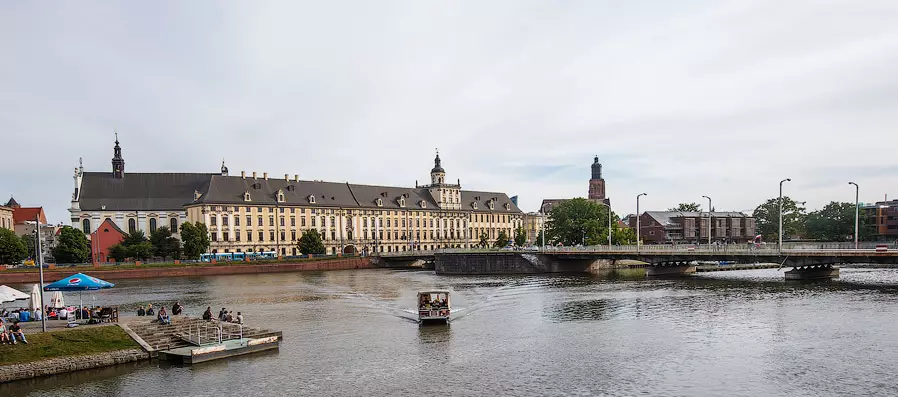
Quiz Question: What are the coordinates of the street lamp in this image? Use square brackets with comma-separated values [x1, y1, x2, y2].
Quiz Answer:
[849, 182, 859, 249]
[779, 178, 791, 253]
[636, 193, 647, 253]
[702, 195, 712, 246]
[596, 201, 613, 249]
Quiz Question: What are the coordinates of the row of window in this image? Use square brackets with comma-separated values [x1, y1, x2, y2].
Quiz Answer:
[203, 205, 520, 219]
[209, 226, 519, 244]
[81, 218, 179, 234]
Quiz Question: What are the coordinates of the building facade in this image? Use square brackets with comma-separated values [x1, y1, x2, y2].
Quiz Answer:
[861, 200, 898, 240]
[90, 218, 126, 264]
[70, 138, 523, 256]
[0, 205, 12, 231]
[186, 153, 523, 256]
[522, 212, 545, 245]
[630, 211, 757, 244]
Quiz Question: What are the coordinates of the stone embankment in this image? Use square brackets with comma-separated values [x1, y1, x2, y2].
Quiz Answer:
[0, 257, 371, 283]
[0, 349, 148, 383]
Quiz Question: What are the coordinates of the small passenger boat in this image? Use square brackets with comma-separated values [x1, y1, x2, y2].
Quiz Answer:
[417, 290, 451, 324]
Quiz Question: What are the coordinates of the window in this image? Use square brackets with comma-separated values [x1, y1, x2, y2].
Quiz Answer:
[236, 232, 241, 242]
[291, 230, 296, 240]
[223, 232, 229, 241]
[258, 231, 264, 241]
[309, 195, 316, 204]
[211, 232, 218, 241]
[128, 218, 136, 234]
[270, 231, 275, 241]
[649, 231, 655, 236]
[279, 207, 284, 213]
[376, 198, 383, 207]
[82, 219, 91, 233]
[386, 219, 391, 227]
[244, 191, 251, 201]
[290, 217, 295, 226]
[311, 217, 317, 226]
[301, 217, 306, 227]
[291, 208, 295, 213]
[170, 218, 178, 231]
[222, 215, 229, 226]
[269, 216, 274, 226]
[258, 216, 263, 226]
[402, 219, 406, 227]
[150, 218, 157, 233]
[245, 216, 250, 226]
[280, 217, 285, 227]
[234, 216, 240, 226]
[281, 231, 286, 241]
[210, 216, 217, 226]
[363, 218, 368, 227]
[247, 231, 253, 242]
[416, 219, 420, 227]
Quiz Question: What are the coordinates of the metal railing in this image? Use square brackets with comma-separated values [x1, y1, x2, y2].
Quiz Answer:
[181, 321, 244, 346]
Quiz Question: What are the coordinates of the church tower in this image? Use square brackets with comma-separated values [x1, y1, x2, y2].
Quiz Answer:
[588, 156, 606, 201]
[430, 150, 445, 185]
[426, 150, 461, 210]
[112, 133, 125, 179]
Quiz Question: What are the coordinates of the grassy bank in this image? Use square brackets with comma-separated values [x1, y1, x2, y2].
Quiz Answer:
[0, 326, 138, 366]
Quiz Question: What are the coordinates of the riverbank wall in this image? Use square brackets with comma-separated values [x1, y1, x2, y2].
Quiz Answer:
[0, 348, 149, 383]
[0, 257, 372, 283]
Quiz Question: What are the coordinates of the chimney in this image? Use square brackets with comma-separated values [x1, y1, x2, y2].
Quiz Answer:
[252, 171, 257, 179]
[263, 172, 268, 180]
[294, 174, 299, 182]
[241, 171, 246, 179]
[285, 174, 289, 181]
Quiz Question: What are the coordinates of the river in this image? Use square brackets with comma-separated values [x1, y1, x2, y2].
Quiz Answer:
[4, 267, 898, 397]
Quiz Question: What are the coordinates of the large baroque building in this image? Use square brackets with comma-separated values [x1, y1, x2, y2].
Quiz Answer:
[71, 138, 523, 256]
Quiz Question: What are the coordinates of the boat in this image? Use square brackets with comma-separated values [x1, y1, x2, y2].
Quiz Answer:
[417, 290, 451, 324]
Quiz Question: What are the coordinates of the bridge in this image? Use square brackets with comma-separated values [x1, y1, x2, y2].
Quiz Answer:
[375, 243, 898, 279]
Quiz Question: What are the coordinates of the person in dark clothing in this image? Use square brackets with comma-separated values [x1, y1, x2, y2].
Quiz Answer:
[172, 302, 183, 316]
[137, 306, 146, 316]
[202, 307, 213, 321]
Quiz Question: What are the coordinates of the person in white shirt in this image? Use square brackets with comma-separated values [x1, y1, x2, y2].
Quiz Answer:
[58, 307, 68, 320]
[235, 312, 244, 324]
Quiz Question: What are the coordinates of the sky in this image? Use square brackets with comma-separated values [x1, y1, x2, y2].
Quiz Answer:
[2, 1, 898, 224]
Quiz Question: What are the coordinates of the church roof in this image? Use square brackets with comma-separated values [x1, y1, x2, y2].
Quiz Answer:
[5, 197, 19, 208]
[78, 172, 215, 211]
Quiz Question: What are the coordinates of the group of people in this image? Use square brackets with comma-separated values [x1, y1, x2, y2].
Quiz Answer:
[2, 308, 40, 323]
[0, 318, 27, 345]
[137, 302, 184, 325]
[419, 295, 449, 310]
[201, 307, 243, 325]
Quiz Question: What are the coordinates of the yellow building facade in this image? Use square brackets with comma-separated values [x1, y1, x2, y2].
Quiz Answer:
[0, 206, 13, 231]
[185, 154, 523, 256]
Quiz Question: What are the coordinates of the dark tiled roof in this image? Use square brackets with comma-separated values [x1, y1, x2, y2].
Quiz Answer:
[5, 197, 19, 208]
[192, 176, 521, 213]
[79, 172, 215, 211]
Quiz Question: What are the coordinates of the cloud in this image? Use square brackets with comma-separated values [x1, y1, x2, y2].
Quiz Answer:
[1, 0, 897, 223]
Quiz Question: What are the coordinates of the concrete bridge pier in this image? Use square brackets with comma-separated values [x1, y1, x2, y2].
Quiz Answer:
[646, 261, 696, 277]
[784, 264, 840, 280]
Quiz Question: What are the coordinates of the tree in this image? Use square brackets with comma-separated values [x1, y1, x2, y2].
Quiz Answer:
[514, 227, 527, 246]
[20, 234, 35, 258]
[128, 241, 154, 260]
[122, 229, 147, 246]
[53, 226, 90, 263]
[535, 230, 546, 246]
[298, 229, 325, 255]
[108, 244, 129, 262]
[805, 201, 855, 241]
[180, 222, 211, 260]
[493, 230, 510, 248]
[0, 229, 28, 265]
[478, 232, 489, 248]
[753, 197, 806, 241]
[668, 202, 701, 212]
[149, 226, 182, 259]
[546, 198, 612, 246]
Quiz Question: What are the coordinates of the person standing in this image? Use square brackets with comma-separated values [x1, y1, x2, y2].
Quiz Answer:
[202, 307, 213, 321]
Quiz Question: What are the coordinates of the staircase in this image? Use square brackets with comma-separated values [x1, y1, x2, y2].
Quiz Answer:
[121, 317, 282, 353]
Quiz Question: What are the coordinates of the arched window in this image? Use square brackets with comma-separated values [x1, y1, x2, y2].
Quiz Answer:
[128, 218, 136, 234]
[149, 218, 157, 233]
[170, 218, 178, 232]
[82, 219, 91, 233]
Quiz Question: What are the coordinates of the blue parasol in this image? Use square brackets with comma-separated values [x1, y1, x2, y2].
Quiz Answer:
[44, 273, 115, 313]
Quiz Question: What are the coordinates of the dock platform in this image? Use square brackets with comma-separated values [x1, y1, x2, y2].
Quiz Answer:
[157, 336, 280, 364]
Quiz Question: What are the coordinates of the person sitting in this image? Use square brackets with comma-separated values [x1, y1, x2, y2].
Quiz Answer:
[81, 306, 90, 320]
[157, 307, 171, 325]
[48, 309, 57, 320]
[202, 306, 213, 321]
[225, 311, 233, 323]
[58, 307, 68, 320]
[33, 309, 42, 321]
[8, 321, 27, 344]
[235, 312, 244, 325]
[218, 308, 227, 321]
[18, 309, 31, 322]
[137, 306, 146, 316]
[0, 327, 10, 345]
[146, 304, 154, 316]
[172, 302, 183, 316]
[92, 307, 101, 319]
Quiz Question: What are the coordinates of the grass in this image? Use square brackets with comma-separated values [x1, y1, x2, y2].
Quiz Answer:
[0, 325, 138, 366]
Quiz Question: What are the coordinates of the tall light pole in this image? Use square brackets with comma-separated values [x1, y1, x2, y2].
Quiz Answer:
[702, 195, 712, 246]
[597, 201, 613, 249]
[33, 216, 47, 332]
[779, 178, 791, 254]
[637, 193, 647, 253]
[849, 182, 859, 249]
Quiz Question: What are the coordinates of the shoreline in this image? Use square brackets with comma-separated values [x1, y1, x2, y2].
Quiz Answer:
[0, 257, 372, 283]
[0, 348, 149, 384]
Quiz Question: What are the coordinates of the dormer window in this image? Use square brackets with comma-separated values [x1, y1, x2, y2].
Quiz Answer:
[277, 189, 286, 203]
[472, 202, 478, 210]
[308, 195, 316, 204]
[399, 197, 406, 207]
[420, 200, 427, 209]
[488, 200, 495, 210]
[194, 190, 202, 201]
[376, 198, 383, 207]
[243, 191, 251, 202]
[504, 203, 510, 210]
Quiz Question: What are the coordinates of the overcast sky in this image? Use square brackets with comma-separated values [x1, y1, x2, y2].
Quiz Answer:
[2, 1, 898, 224]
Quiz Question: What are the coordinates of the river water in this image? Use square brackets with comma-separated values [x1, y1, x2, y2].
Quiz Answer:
[5, 267, 898, 397]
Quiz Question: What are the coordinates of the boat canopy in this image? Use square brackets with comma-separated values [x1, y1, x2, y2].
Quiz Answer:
[418, 290, 450, 295]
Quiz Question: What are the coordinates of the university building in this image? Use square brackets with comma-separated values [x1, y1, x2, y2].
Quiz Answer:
[70, 138, 523, 256]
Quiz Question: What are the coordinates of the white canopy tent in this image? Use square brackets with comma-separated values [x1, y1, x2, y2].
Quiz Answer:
[0, 285, 29, 304]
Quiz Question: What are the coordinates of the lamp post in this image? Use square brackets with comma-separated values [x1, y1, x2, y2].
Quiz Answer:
[637, 193, 647, 253]
[31, 216, 47, 332]
[778, 178, 791, 254]
[596, 201, 613, 249]
[702, 195, 712, 246]
[849, 182, 859, 249]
